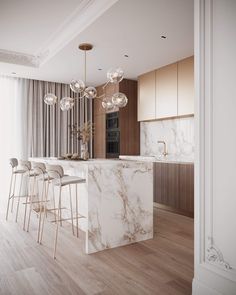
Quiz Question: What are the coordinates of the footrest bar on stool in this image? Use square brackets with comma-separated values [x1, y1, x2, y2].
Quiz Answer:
[10, 195, 37, 199]
[22, 200, 50, 205]
[50, 215, 86, 223]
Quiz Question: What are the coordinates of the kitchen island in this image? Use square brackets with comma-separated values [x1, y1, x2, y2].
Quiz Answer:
[30, 158, 153, 254]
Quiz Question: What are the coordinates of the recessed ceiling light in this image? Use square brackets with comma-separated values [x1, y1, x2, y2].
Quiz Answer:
[98, 68, 102, 71]
[11, 72, 16, 75]
[124, 54, 129, 58]
[161, 35, 167, 39]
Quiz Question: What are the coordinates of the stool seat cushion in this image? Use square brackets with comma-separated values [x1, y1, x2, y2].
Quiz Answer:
[53, 176, 86, 186]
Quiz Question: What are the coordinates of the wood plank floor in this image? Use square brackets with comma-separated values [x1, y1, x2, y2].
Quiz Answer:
[0, 203, 193, 295]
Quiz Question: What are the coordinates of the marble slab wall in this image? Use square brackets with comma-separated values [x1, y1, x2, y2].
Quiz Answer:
[141, 117, 194, 161]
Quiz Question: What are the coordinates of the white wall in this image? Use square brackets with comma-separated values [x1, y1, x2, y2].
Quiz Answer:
[140, 117, 194, 161]
[193, 0, 236, 294]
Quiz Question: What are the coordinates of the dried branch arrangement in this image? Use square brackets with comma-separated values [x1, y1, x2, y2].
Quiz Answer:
[69, 121, 94, 144]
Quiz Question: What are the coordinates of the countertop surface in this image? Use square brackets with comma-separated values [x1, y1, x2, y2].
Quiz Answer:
[119, 155, 194, 164]
[30, 157, 152, 165]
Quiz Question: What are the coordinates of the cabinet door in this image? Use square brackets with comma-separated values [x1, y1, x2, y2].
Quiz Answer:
[156, 63, 178, 119]
[138, 71, 156, 121]
[154, 162, 179, 207]
[178, 163, 194, 214]
[94, 114, 106, 158]
[119, 79, 140, 155]
[177, 56, 194, 116]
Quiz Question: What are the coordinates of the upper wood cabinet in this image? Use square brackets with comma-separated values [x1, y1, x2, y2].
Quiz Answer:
[138, 70, 156, 121]
[177, 56, 194, 116]
[156, 63, 178, 119]
[94, 79, 140, 158]
[138, 56, 194, 121]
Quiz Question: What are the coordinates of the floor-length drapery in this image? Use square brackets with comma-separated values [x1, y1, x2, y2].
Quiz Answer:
[0, 75, 93, 202]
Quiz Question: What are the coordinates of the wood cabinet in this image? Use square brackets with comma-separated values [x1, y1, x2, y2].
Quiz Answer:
[154, 162, 194, 217]
[178, 56, 194, 116]
[119, 79, 140, 155]
[138, 56, 194, 121]
[93, 79, 140, 158]
[156, 63, 178, 118]
[138, 70, 156, 121]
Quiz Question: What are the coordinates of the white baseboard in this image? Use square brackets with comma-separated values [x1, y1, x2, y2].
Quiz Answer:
[192, 278, 222, 295]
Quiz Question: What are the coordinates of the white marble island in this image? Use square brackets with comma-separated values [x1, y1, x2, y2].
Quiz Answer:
[30, 158, 153, 254]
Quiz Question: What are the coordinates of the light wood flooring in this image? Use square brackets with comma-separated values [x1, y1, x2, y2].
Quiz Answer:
[0, 204, 193, 295]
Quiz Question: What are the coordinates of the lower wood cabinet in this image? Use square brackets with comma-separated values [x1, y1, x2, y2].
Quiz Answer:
[154, 162, 194, 217]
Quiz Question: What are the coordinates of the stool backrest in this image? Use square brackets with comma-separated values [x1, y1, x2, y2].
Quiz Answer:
[19, 160, 31, 171]
[9, 158, 18, 168]
[32, 162, 46, 175]
[46, 164, 64, 179]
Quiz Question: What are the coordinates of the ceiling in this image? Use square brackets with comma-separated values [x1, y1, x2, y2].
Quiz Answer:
[0, 0, 194, 86]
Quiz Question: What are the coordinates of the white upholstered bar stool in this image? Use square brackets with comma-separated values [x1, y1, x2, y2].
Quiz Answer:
[6, 159, 33, 225]
[44, 164, 86, 259]
[26, 162, 51, 242]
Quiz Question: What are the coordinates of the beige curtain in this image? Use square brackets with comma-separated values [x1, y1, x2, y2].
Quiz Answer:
[23, 79, 93, 158]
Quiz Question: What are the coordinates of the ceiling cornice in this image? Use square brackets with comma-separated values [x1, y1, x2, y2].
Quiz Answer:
[34, 0, 119, 65]
[0, 0, 118, 68]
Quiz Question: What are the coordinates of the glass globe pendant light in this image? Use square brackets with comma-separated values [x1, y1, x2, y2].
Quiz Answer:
[112, 92, 128, 108]
[60, 97, 74, 111]
[84, 86, 97, 99]
[70, 79, 85, 93]
[44, 93, 57, 105]
[102, 96, 114, 111]
[43, 43, 128, 111]
[107, 68, 124, 83]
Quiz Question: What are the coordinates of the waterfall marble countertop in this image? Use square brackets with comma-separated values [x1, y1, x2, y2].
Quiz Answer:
[119, 155, 194, 164]
[30, 157, 153, 254]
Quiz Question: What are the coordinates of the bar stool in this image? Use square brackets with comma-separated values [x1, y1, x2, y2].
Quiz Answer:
[6, 159, 32, 224]
[26, 162, 50, 242]
[44, 164, 86, 259]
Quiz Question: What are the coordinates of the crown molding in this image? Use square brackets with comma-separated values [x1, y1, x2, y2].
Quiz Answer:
[36, 0, 119, 65]
[0, 0, 118, 67]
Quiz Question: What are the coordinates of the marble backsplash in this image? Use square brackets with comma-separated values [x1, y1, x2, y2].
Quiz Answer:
[141, 117, 194, 161]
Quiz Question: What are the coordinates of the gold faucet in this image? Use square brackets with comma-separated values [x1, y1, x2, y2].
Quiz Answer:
[157, 140, 168, 157]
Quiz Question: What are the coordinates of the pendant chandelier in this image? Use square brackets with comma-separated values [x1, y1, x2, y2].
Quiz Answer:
[44, 43, 128, 111]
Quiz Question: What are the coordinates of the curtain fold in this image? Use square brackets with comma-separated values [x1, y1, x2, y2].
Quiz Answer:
[0, 75, 93, 159]
[24, 79, 92, 158]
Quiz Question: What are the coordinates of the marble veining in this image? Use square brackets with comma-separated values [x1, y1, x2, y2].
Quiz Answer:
[141, 117, 194, 162]
[30, 158, 153, 254]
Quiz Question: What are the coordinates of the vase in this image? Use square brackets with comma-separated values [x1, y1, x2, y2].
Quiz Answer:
[81, 142, 89, 160]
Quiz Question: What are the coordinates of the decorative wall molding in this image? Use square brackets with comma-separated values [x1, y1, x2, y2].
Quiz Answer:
[207, 237, 232, 271]
[0, 0, 118, 67]
[193, 0, 236, 293]
[0, 49, 46, 68]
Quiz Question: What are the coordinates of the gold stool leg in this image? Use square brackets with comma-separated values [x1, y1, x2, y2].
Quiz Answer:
[75, 184, 79, 238]
[6, 172, 13, 220]
[53, 185, 62, 259]
[69, 184, 75, 236]
[52, 185, 56, 222]
[27, 175, 36, 232]
[23, 173, 31, 230]
[15, 174, 23, 222]
[37, 180, 45, 243]
[11, 174, 17, 213]
[40, 179, 49, 244]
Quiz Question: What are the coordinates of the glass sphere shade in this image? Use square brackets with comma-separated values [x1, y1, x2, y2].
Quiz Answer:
[107, 68, 124, 83]
[44, 93, 57, 105]
[60, 97, 74, 111]
[101, 97, 114, 111]
[112, 92, 128, 108]
[84, 86, 97, 99]
[70, 79, 85, 93]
